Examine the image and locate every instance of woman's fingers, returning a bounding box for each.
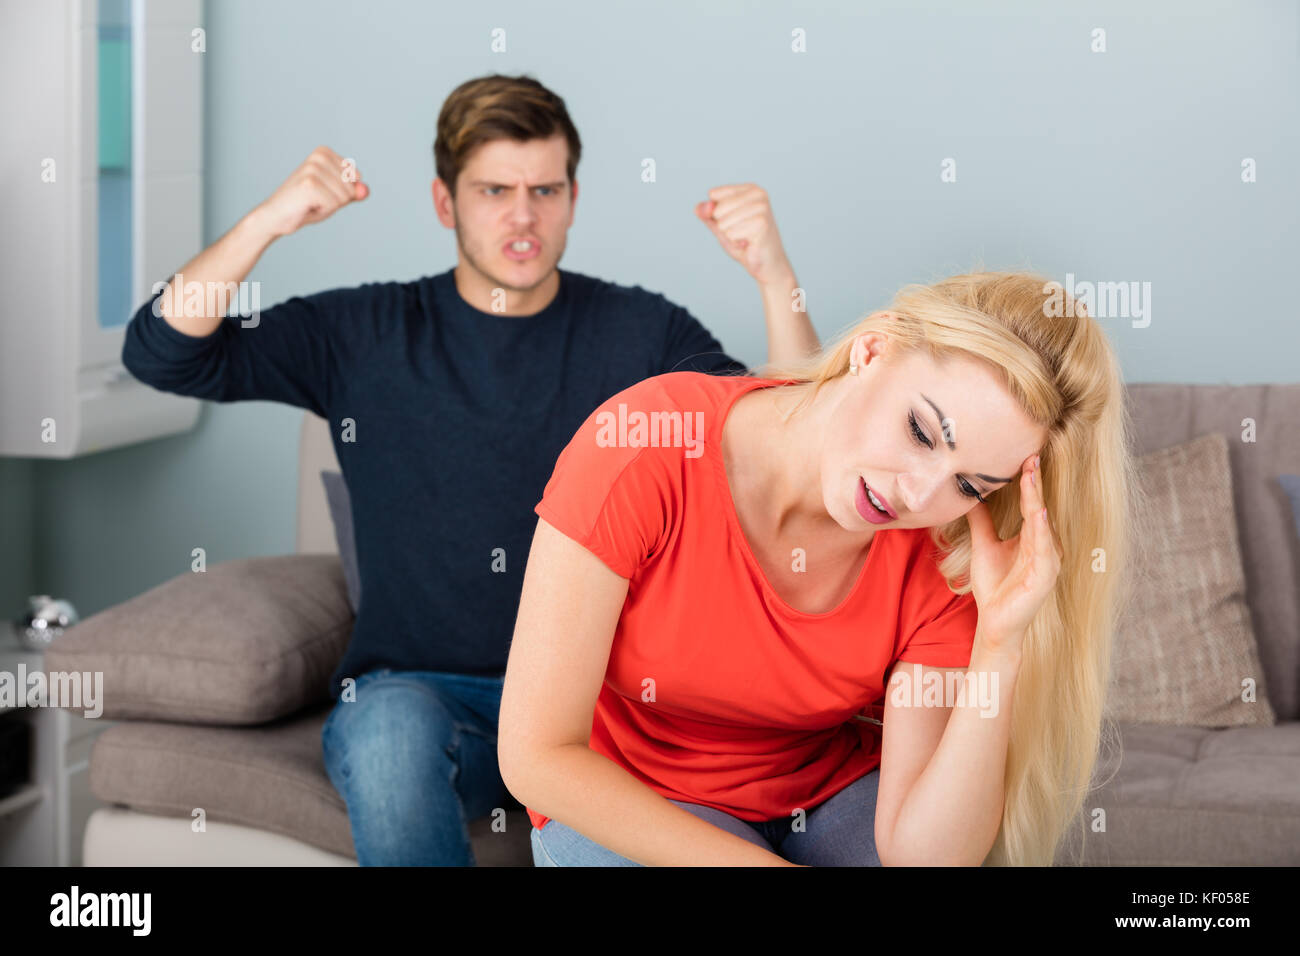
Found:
[1022,453,1064,578]
[1011,455,1038,587]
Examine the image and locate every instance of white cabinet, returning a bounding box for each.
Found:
[0,0,205,458]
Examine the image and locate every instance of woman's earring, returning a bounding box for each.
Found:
[848,362,859,376]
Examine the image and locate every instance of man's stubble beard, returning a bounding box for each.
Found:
[454,221,565,295]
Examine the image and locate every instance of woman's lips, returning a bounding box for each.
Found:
[855,477,896,524]
[865,481,896,517]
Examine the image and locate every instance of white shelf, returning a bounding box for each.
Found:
[0,783,45,819]
[0,621,116,865]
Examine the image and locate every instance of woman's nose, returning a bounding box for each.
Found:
[897,473,943,515]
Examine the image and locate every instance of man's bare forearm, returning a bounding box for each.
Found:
[759,269,820,366]
[507,743,796,867]
[879,635,1023,866]
[155,205,281,338]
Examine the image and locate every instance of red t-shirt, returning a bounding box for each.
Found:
[525,371,979,831]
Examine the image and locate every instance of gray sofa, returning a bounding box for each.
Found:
[64,383,1300,865]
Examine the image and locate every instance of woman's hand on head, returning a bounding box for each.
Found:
[962,453,1063,652]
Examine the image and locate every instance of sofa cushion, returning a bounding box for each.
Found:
[1055,722,1300,865]
[1106,432,1276,728]
[90,703,356,859]
[84,805,358,866]
[1121,384,1300,722]
[87,703,535,865]
[45,554,353,725]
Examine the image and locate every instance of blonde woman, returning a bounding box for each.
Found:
[498,271,1141,866]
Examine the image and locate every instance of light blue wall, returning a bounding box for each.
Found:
[0,460,35,613]
[12,0,1299,620]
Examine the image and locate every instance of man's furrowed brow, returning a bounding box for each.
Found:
[465,180,568,189]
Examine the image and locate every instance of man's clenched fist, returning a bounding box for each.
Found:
[256,145,369,239]
[695,183,795,287]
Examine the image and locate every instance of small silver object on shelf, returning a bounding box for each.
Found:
[15,595,80,652]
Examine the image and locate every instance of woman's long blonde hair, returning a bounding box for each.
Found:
[752,271,1149,866]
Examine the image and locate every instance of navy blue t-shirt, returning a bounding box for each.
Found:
[121,268,747,700]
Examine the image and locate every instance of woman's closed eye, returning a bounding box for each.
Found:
[907,411,985,502]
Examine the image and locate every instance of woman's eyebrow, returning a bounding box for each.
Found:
[920,394,1017,484]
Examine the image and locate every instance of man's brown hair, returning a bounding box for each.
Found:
[433,74,582,198]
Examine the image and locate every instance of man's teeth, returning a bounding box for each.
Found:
[511,240,533,251]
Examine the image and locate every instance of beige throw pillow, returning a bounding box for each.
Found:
[1106,431,1276,728]
[43,554,353,725]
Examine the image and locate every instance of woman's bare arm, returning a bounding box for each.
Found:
[873,647,1022,866]
[498,517,796,867]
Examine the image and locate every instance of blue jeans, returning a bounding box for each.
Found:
[530,767,883,866]
[320,667,509,866]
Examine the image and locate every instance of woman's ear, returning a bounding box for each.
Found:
[853,330,890,369]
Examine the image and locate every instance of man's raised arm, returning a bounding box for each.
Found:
[695,183,820,367]
[153,145,368,337]
[122,146,371,416]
